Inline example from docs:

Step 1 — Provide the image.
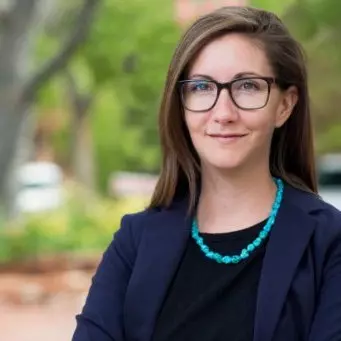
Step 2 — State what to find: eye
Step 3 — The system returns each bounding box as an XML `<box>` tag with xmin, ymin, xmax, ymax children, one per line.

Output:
<box><xmin>233</xmin><ymin>79</ymin><xmax>266</xmax><ymax>92</ymax></box>
<box><xmin>239</xmin><ymin>80</ymin><xmax>260</xmax><ymax>91</ymax></box>
<box><xmin>188</xmin><ymin>80</ymin><xmax>214</xmax><ymax>93</ymax></box>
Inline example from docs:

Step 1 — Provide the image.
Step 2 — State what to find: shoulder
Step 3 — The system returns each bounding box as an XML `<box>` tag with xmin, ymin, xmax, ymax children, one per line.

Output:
<box><xmin>104</xmin><ymin>209</ymin><xmax>157</xmax><ymax>269</ymax></box>
<box><xmin>285</xmin><ymin>184</ymin><xmax>341</xmax><ymax>245</ymax></box>
<box><xmin>116</xmin><ymin>197</ymin><xmax>189</xmax><ymax>249</ymax></box>
<box><xmin>117</xmin><ymin>206</ymin><xmax>160</xmax><ymax>247</ymax></box>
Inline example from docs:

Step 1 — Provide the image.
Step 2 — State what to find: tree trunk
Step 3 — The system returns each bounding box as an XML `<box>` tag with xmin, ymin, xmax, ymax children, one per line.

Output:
<box><xmin>65</xmin><ymin>70</ymin><xmax>96</xmax><ymax>190</ymax></box>
<box><xmin>0</xmin><ymin>0</ymin><xmax>38</xmax><ymax>217</ymax></box>
<box><xmin>0</xmin><ymin>0</ymin><xmax>100</xmax><ymax>219</ymax></box>
<box><xmin>70</xmin><ymin>108</ymin><xmax>96</xmax><ymax>190</ymax></box>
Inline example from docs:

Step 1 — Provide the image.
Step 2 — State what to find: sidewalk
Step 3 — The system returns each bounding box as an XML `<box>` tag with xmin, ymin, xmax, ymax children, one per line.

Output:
<box><xmin>1</xmin><ymin>294</ymin><xmax>84</xmax><ymax>341</ymax></box>
<box><xmin>0</xmin><ymin>261</ymin><xmax>96</xmax><ymax>341</ymax></box>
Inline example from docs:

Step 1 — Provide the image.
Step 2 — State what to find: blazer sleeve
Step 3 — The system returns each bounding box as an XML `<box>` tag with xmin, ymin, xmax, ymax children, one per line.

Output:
<box><xmin>72</xmin><ymin>214</ymin><xmax>138</xmax><ymax>341</ymax></box>
<box><xmin>309</xmin><ymin>232</ymin><xmax>341</xmax><ymax>341</ymax></box>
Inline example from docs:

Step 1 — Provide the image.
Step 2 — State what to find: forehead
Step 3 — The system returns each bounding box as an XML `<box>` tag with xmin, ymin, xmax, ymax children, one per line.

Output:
<box><xmin>188</xmin><ymin>33</ymin><xmax>273</xmax><ymax>80</ymax></box>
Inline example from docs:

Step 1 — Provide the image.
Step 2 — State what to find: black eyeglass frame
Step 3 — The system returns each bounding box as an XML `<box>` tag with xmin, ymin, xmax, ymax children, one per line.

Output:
<box><xmin>178</xmin><ymin>77</ymin><xmax>283</xmax><ymax>112</ymax></box>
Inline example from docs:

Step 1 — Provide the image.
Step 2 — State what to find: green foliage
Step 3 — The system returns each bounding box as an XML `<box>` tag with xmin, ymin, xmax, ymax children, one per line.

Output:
<box><xmin>317</xmin><ymin>124</ymin><xmax>341</xmax><ymax>154</ymax></box>
<box><xmin>250</xmin><ymin>0</ymin><xmax>296</xmax><ymax>16</ymax></box>
<box><xmin>308</xmin><ymin>0</ymin><xmax>341</xmax><ymax>29</ymax></box>
<box><xmin>35</xmin><ymin>0</ymin><xmax>181</xmax><ymax>193</ymax></box>
<box><xmin>282</xmin><ymin>4</ymin><xmax>318</xmax><ymax>41</ymax></box>
<box><xmin>91</xmin><ymin>86</ymin><xmax>127</xmax><ymax>191</ymax></box>
<box><xmin>81</xmin><ymin>0</ymin><xmax>181</xmax><ymax>176</ymax></box>
<box><xmin>0</xmin><ymin>185</ymin><xmax>148</xmax><ymax>263</ymax></box>
<box><xmin>284</xmin><ymin>0</ymin><xmax>341</xmax><ymax>153</ymax></box>
<box><xmin>252</xmin><ymin>0</ymin><xmax>341</xmax><ymax>154</ymax></box>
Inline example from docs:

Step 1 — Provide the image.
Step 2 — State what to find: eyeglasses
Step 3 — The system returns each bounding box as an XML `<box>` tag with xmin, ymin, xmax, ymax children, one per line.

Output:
<box><xmin>178</xmin><ymin>77</ymin><xmax>279</xmax><ymax>112</ymax></box>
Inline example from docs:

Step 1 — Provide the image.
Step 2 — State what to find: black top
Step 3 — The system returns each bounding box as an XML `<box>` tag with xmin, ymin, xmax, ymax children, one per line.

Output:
<box><xmin>152</xmin><ymin>220</ymin><xmax>268</xmax><ymax>341</ymax></box>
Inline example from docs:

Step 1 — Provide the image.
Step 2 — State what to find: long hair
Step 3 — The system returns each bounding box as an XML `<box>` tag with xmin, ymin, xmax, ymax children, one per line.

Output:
<box><xmin>150</xmin><ymin>6</ymin><xmax>317</xmax><ymax>213</ymax></box>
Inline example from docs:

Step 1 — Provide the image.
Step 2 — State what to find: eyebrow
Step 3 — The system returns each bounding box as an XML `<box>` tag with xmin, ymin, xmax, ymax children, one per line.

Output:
<box><xmin>189</xmin><ymin>71</ymin><xmax>264</xmax><ymax>81</ymax></box>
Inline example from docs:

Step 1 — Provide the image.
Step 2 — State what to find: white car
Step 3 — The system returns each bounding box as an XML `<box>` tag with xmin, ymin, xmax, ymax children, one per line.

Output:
<box><xmin>15</xmin><ymin>161</ymin><xmax>64</xmax><ymax>213</ymax></box>
<box><xmin>318</xmin><ymin>154</ymin><xmax>341</xmax><ymax>211</ymax></box>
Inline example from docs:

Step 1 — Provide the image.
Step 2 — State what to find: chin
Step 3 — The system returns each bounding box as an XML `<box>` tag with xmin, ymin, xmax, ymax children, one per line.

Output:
<box><xmin>202</xmin><ymin>154</ymin><xmax>246</xmax><ymax>172</ymax></box>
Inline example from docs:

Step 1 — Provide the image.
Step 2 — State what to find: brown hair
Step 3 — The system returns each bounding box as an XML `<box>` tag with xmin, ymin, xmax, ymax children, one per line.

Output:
<box><xmin>150</xmin><ymin>6</ymin><xmax>317</xmax><ymax>213</ymax></box>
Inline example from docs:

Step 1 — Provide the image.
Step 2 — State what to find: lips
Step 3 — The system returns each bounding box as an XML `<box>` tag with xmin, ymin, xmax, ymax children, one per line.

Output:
<box><xmin>208</xmin><ymin>133</ymin><xmax>247</xmax><ymax>138</ymax></box>
<box><xmin>207</xmin><ymin>133</ymin><xmax>248</xmax><ymax>143</ymax></box>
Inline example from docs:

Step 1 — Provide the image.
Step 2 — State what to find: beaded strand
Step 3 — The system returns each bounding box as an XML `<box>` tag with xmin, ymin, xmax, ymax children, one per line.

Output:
<box><xmin>191</xmin><ymin>177</ymin><xmax>284</xmax><ymax>265</ymax></box>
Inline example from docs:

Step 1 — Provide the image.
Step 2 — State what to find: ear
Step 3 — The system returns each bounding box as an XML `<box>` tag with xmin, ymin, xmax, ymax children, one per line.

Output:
<box><xmin>275</xmin><ymin>86</ymin><xmax>298</xmax><ymax>128</ymax></box>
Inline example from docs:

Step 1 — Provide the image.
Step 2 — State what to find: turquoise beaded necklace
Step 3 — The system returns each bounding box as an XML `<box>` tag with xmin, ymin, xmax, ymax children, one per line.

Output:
<box><xmin>191</xmin><ymin>177</ymin><xmax>284</xmax><ymax>265</ymax></box>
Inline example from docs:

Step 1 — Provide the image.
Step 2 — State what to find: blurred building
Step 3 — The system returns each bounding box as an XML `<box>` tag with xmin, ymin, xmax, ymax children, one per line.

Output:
<box><xmin>109</xmin><ymin>172</ymin><xmax>158</xmax><ymax>198</ymax></box>
<box><xmin>175</xmin><ymin>0</ymin><xmax>248</xmax><ymax>23</ymax></box>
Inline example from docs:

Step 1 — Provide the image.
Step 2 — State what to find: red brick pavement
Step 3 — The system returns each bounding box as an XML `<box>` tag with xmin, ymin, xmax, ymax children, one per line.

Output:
<box><xmin>1</xmin><ymin>295</ymin><xmax>83</xmax><ymax>341</ymax></box>
<box><xmin>0</xmin><ymin>269</ymin><xmax>94</xmax><ymax>341</ymax></box>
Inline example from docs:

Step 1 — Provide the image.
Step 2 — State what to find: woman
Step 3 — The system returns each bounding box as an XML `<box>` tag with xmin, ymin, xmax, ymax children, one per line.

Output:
<box><xmin>72</xmin><ymin>6</ymin><xmax>341</xmax><ymax>341</ymax></box>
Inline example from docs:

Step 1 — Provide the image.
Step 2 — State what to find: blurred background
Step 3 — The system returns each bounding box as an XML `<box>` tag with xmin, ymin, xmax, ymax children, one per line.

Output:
<box><xmin>0</xmin><ymin>0</ymin><xmax>340</xmax><ymax>340</ymax></box>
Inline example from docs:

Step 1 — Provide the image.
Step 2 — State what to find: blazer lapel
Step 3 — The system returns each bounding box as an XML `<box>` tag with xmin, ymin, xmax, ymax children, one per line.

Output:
<box><xmin>124</xmin><ymin>199</ymin><xmax>191</xmax><ymax>341</ymax></box>
<box><xmin>124</xmin><ymin>184</ymin><xmax>319</xmax><ymax>341</ymax></box>
<box><xmin>253</xmin><ymin>185</ymin><xmax>317</xmax><ymax>341</ymax></box>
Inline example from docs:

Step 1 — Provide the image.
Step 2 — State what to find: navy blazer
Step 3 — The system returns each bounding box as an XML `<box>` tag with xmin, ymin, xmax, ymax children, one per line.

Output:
<box><xmin>72</xmin><ymin>184</ymin><xmax>341</xmax><ymax>341</ymax></box>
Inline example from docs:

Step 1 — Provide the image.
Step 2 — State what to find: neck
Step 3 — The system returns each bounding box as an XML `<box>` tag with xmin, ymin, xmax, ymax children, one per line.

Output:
<box><xmin>197</xmin><ymin>163</ymin><xmax>278</xmax><ymax>233</ymax></box>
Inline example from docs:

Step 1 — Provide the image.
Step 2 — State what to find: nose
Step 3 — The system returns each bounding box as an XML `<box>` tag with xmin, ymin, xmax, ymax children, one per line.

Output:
<box><xmin>211</xmin><ymin>89</ymin><xmax>239</xmax><ymax>123</ymax></box>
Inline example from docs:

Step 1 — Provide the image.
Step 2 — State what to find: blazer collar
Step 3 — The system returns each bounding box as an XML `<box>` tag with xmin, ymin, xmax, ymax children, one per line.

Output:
<box><xmin>124</xmin><ymin>184</ymin><xmax>318</xmax><ymax>341</ymax></box>
<box><xmin>124</xmin><ymin>197</ymin><xmax>191</xmax><ymax>341</ymax></box>
<box><xmin>253</xmin><ymin>184</ymin><xmax>318</xmax><ymax>341</ymax></box>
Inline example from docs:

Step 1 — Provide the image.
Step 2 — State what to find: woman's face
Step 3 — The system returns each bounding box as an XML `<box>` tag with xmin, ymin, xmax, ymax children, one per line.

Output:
<box><xmin>183</xmin><ymin>33</ymin><xmax>297</xmax><ymax>173</ymax></box>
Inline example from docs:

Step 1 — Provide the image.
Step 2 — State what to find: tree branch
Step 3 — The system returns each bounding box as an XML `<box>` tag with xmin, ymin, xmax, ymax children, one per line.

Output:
<box><xmin>22</xmin><ymin>0</ymin><xmax>101</xmax><ymax>103</ymax></box>
<box><xmin>0</xmin><ymin>8</ymin><xmax>9</xmax><ymax>28</ymax></box>
<box><xmin>64</xmin><ymin>68</ymin><xmax>93</xmax><ymax>119</ymax></box>
<box><xmin>0</xmin><ymin>0</ymin><xmax>37</xmax><ymax>82</ymax></box>
<box><xmin>0</xmin><ymin>0</ymin><xmax>17</xmax><ymax>29</ymax></box>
